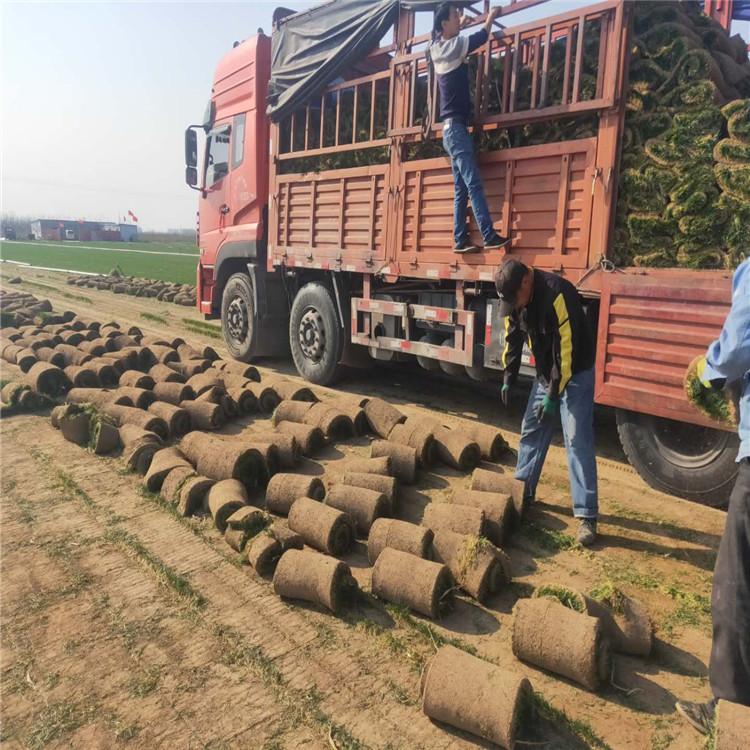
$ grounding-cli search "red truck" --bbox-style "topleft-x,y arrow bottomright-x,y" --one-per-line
185,0 -> 741,506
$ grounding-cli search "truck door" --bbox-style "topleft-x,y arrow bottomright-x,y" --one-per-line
199,121 -> 232,261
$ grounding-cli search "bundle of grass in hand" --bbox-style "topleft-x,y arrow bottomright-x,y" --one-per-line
684,355 -> 738,427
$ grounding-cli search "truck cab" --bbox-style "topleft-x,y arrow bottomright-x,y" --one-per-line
186,33 -> 288,361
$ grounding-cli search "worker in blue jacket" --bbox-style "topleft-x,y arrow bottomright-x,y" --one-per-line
676,258 -> 750,733
495,258 -> 598,545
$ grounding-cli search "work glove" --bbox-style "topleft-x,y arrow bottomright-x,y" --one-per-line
695,355 -> 726,390
500,372 -> 516,408
534,394 -> 559,423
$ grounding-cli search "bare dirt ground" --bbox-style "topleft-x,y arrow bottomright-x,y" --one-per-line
0,267 -> 727,750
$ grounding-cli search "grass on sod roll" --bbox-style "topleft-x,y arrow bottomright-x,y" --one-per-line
0,240 -> 199,285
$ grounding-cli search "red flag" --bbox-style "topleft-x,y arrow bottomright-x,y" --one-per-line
127,210 -> 139,223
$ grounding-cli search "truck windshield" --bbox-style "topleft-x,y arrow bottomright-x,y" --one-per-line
205,125 -> 230,187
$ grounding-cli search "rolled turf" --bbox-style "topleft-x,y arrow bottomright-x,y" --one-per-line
90,419 -> 120,455
63,365 -> 99,388
145,447 -> 193,492
421,645 -> 532,749
207,479 -> 248,531
364,397 -> 406,438
272,399 -> 313,425
25,361 -> 70,396
244,431 -> 301,469
69,387 -> 131,407
302,403 -> 354,440
367,518 -> 434,565
325,483 -> 390,535
287,496 -> 355,556
177,475 -> 215,517
100,404 -> 169,440
148,363 -> 185,383
451,489 -> 516,546
160,466 -> 197,504
275,421 -> 325,455
370,440 -> 417,484
462,422 -> 509,461
345,456 -> 391,476
269,522 -> 304,552
512,597 -> 612,691
372,547 -> 455,619
153,382 -> 195,406
273,548 -> 357,613
431,530 -> 511,604
422,503 -> 486,537
265,473 -> 326,515
470,468 -> 526,518
388,419 -> 436,467
247,533 -> 283,575
178,400 -> 225,430
180,431 -> 269,487
585,586 -> 653,656
411,418 -> 481,471
147,401 -> 191,437
119,371 -> 155,389
113,386 -> 156,410
342,472 -> 397,511
82,359 -> 120,387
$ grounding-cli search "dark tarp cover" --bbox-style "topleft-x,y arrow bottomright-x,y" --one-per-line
267,0 -> 474,121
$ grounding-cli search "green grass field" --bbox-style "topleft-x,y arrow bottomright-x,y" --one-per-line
0,240 -> 199,285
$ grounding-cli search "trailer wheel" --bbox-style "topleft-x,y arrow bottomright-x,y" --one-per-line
221,273 -> 256,362
616,409 -> 738,508
289,282 -> 343,385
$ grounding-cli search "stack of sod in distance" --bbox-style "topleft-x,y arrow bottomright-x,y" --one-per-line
67,270 -> 197,306
421,645 -> 533,749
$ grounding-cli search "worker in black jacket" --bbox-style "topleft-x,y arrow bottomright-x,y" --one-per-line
495,258 -> 598,545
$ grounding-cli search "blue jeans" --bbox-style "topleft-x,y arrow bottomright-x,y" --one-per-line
442,120 -> 496,244
514,367 -> 599,518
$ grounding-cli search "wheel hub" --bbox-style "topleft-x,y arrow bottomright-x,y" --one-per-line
652,419 -> 732,469
299,309 -> 326,362
226,296 -> 248,342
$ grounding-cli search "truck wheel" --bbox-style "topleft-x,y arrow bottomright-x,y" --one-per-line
289,282 -> 343,385
616,409 -> 739,508
221,273 -> 256,362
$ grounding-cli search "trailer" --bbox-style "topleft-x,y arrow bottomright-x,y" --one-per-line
186,0 -> 743,506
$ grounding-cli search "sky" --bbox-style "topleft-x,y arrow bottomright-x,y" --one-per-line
2,1 -> 749,232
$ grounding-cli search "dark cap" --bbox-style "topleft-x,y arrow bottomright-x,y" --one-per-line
494,259 -> 528,317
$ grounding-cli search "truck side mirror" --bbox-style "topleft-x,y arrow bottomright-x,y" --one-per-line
185,166 -> 198,187
185,128 -> 198,168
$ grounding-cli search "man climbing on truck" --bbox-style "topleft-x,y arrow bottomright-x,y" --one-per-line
431,3 -> 510,254
495,258 -> 598,546
675,257 -> 750,734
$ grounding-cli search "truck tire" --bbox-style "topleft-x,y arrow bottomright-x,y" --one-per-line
221,273 -> 257,362
616,409 -> 738,508
289,282 -> 343,385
